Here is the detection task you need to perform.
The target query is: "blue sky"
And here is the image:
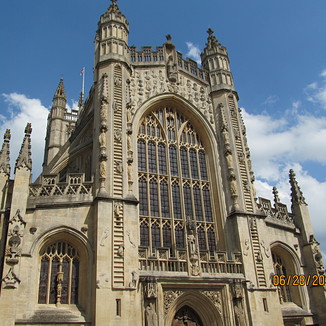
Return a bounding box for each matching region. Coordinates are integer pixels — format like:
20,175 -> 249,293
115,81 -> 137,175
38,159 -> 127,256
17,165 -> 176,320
1,0 -> 326,253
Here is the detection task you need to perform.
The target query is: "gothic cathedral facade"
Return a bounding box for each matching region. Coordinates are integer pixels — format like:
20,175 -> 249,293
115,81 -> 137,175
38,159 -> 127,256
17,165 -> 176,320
0,2 -> 325,326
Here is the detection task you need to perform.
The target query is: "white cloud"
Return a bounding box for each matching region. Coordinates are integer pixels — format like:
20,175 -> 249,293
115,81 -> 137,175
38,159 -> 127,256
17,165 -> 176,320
263,95 -> 279,106
186,42 -> 201,64
242,107 -> 326,253
242,109 -> 326,181
320,70 -> 326,78
1,93 -> 49,180
305,74 -> 326,109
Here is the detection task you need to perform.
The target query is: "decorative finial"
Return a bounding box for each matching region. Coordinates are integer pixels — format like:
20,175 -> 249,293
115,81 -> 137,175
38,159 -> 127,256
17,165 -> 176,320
206,27 -> 220,49
289,169 -> 307,205
0,129 -> 11,176
108,0 -> 120,13
207,28 -> 214,36
272,186 -> 280,205
15,123 -> 32,172
166,34 -> 172,41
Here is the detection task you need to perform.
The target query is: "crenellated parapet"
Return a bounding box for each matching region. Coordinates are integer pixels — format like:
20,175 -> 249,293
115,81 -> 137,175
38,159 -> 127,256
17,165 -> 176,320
29,173 -> 93,203
258,196 -> 294,227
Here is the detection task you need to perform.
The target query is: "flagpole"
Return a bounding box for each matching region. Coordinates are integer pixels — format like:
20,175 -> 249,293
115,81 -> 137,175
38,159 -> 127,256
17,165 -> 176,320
82,67 -> 85,97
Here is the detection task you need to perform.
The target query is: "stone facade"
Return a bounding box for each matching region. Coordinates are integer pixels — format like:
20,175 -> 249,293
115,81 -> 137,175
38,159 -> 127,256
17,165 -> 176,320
0,1 -> 325,325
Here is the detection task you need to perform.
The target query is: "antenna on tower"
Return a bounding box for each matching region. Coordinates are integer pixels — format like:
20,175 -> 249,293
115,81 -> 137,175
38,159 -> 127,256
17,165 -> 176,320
79,67 -> 85,109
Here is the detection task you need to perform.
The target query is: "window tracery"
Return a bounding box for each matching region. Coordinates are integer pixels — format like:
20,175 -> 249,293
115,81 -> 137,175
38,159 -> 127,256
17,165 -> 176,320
38,241 -> 79,305
272,252 -> 292,302
138,107 -> 216,256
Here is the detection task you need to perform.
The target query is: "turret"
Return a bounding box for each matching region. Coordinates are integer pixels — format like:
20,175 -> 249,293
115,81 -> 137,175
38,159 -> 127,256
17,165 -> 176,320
289,169 -> 312,243
94,0 -> 130,81
43,79 -> 68,167
201,29 -> 235,94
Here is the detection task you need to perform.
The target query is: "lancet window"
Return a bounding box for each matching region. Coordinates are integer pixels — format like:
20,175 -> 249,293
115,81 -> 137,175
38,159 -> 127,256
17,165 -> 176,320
272,252 -> 292,302
138,107 -> 216,256
38,241 -> 79,304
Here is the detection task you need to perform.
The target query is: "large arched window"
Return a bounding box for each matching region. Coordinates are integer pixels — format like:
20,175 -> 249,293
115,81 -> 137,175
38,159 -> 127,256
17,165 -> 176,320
138,107 -> 216,256
38,241 -> 79,304
271,246 -> 303,308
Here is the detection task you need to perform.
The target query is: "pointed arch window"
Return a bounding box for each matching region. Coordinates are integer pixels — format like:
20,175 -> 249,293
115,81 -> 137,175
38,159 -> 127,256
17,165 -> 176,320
138,107 -> 217,256
38,241 -> 79,304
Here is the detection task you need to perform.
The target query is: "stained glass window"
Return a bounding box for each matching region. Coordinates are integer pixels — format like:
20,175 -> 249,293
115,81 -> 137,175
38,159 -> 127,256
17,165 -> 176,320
138,108 -> 216,256
140,222 -> 149,247
38,241 -> 79,305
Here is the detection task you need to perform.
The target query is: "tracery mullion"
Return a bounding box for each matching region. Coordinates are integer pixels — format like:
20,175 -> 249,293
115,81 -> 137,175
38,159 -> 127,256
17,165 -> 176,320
46,257 -> 52,304
68,257 -> 72,304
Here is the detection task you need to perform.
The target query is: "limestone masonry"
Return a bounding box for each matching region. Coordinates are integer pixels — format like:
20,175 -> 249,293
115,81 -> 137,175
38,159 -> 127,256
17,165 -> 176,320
0,1 -> 325,325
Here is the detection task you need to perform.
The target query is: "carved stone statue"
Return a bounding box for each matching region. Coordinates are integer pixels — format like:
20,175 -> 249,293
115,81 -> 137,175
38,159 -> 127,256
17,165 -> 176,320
145,303 -> 158,326
187,231 -> 197,258
99,132 -> 106,148
167,55 -> 178,83
99,161 -> 106,178
230,178 -> 237,196
234,301 -> 246,326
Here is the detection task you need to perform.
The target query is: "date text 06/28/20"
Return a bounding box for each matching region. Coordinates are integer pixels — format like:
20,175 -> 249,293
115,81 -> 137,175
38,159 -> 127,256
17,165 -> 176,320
272,274 -> 325,287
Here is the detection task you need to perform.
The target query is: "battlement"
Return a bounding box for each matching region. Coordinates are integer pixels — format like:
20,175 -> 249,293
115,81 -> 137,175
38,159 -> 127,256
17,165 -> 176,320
130,46 -> 208,83
29,173 -> 93,202
258,197 -> 295,226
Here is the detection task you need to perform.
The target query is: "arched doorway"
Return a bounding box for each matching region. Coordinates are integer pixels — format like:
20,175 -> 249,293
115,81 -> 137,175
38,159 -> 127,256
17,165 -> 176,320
172,305 -> 203,326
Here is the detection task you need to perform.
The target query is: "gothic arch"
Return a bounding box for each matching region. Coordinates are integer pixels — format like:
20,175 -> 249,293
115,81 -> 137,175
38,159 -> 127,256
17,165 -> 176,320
30,226 -> 93,313
270,241 -> 305,307
165,291 -> 224,326
133,94 -> 228,252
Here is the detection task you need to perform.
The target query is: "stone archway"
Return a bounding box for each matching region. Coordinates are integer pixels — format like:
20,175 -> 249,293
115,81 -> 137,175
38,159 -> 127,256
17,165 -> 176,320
164,290 -> 223,326
171,305 -> 203,326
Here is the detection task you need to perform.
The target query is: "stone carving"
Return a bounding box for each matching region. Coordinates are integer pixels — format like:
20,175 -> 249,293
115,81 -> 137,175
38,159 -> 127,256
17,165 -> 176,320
56,271 -> 64,304
100,98 -> 109,127
115,160 -> 123,173
144,277 -> 158,298
114,202 -> 123,217
145,302 -> 158,326
310,235 -> 325,274
232,282 -> 247,326
16,123 -> 32,171
114,129 -> 122,142
232,281 -> 243,299
234,301 -> 247,326
126,230 -> 136,248
243,239 -> 250,256
6,209 -> 26,265
187,230 -> 197,258
190,259 -> 200,276
0,129 -> 11,176
129,270 -> 138,288
81,226 -> 88,234
117,244 -> 124,257
1,267 -> 20,289
112,101 -> 118,112
99,132 -> 106,149
114,76 -> 122,87
99,227 -> 110,247
99,161 -> 106,178
201,291 -> 222,315
130,67 -> 214,128
289,169 -> 307,205
260,240 -> 271,258
163,290 -> 183,315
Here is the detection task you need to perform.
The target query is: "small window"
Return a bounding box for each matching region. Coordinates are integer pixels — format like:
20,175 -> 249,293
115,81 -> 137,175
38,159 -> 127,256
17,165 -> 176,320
38,241 -> 79,304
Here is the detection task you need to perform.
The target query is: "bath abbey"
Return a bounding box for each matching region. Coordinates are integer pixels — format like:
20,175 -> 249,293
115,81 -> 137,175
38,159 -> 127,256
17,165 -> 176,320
0,1 -> 325,325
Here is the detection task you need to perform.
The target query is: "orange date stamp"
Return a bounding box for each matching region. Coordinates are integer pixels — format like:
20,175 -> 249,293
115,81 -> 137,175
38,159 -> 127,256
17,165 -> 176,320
272,274 -> 325,287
